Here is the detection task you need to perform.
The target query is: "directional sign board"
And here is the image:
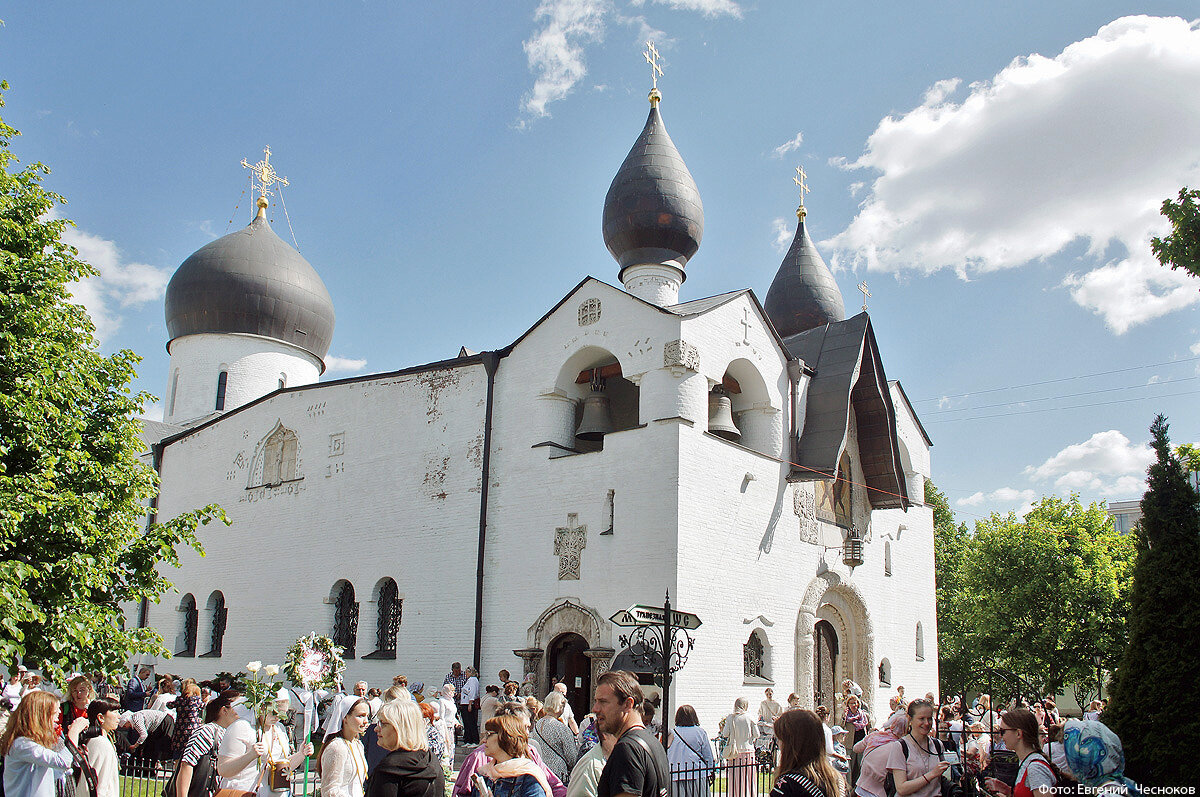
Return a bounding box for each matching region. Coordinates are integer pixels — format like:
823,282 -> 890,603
609,604 -> 702,630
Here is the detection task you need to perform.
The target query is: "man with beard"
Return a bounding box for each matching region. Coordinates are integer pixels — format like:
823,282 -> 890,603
592,671 -> 668,797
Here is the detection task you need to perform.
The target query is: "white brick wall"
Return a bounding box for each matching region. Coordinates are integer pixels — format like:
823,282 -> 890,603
139,278 -> 939,732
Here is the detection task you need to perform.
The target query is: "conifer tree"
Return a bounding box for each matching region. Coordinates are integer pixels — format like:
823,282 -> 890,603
1105,415 -> 1200,785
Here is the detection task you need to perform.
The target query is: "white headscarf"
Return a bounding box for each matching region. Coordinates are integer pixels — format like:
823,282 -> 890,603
322,694 -> 362,740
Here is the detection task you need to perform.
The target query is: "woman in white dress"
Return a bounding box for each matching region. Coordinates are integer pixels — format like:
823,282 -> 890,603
719,698 -> 759,797
433,686 -> 460,760
257,694 -> 313,797
77,698 -> 121,797
319,696 -> 371,797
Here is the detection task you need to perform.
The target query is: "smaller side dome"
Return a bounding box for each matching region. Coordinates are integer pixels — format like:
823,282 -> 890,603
602,104 -> 704,278
764,211 -> 845,337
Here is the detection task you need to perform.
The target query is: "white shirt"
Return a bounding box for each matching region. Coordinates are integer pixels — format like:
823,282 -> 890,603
460,676 -> 479,704
559,697 -> 575,727
79,734 -> 119,797
218,719 -> 260,791
2,737 -> 73,797
258,724 -> 293,797
720,712 -> 759,756
320,738 -> 365,797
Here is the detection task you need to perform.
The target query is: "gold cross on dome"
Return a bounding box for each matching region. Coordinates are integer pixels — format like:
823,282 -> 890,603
794,165 -> 810,205
644,40 -> 663,90
241,146 -> 289,202
858,280 -> 871,312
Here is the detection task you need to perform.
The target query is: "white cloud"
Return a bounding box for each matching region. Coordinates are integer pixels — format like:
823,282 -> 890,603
630,0 -> 742,18
955,487 -> 1036,512
825,15 -> 1200,332
1024,429 -> 1152,497
519,0 -> 740,123
325,355 -> 369,375
138,402 -> 164,423
62,223 -> 172,342
771,132 -> 803,158
771,217 -> 793,252
1191,340 -> 1200,356
520,0 -> 611,123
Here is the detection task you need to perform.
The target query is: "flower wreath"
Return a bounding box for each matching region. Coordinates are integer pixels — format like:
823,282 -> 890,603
284,633 -> 346,691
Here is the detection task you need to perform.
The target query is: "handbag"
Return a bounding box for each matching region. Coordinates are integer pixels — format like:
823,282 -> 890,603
267,761 -> 290,792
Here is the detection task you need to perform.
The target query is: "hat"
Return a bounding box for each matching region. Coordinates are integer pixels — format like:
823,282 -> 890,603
322,694 -> 361,738
830,726 -> 846,735
17,665 -> 27,672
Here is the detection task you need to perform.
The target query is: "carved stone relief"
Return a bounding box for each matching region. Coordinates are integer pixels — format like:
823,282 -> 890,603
554,514 -> 587,580
663,340 -> 700,372
246,421 -> 302,489
578,299 -> 602,326
329,432 -> 345,457
793,486 -> 820,545
794,573 -> 875,714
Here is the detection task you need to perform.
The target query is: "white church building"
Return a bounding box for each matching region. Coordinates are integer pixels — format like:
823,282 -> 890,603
133,87 -> 939,727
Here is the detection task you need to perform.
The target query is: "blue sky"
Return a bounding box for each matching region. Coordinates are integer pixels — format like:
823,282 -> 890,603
3,2 -> 1199,524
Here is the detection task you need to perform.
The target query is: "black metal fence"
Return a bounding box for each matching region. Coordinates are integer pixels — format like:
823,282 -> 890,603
667,737 -> 779,797
115,757 -> 317,797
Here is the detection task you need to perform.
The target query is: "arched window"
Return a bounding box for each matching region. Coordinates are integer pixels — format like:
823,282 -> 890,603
215,371 -> 228,411
916,622 -> 925,661
332,580 -> 359,659
168,369 -> 180,417
201,591 -> 226,658
743,631 -> 766,679
279,373 -> 287,390
884,541 -> 893,576
364,578 -> 402,659
878,657 -> 891,687
177,593 -> 198,657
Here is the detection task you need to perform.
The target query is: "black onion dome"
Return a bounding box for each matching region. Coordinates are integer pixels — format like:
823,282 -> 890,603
603,104 -> 704,278
165,209 -> 335,362
764,215 -> 845,337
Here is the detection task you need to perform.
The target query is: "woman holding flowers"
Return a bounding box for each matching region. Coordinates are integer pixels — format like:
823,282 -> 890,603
256,690 -> 312,797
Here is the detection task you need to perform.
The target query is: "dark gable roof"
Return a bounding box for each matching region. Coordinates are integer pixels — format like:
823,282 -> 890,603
783,312 -> 909,511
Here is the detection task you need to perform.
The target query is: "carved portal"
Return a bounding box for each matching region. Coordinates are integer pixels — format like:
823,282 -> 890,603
795,573 -> 874,717
522,599 -> 608,700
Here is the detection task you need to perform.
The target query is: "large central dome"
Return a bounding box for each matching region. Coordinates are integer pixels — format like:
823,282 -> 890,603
165,203 -> 335,362
602,102 -> 704,278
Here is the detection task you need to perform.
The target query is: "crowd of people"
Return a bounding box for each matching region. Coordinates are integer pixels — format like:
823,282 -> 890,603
1,664 -> 1146,797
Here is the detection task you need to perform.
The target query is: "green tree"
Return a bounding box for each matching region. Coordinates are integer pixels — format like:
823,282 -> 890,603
1173,442 -> 1200,474
956,496 -> 1135,695
1152,187 -> 1200,279
0,82 -> 224,683
926,479 -> 972,697
1106,416 -> 1200,785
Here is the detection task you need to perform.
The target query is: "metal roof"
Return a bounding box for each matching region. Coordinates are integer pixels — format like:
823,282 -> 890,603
603,104 -> 704,278
764,217 -> 846,338
783,313 -> 909,510
165,214 -> 335,362
668,289 -> 746,316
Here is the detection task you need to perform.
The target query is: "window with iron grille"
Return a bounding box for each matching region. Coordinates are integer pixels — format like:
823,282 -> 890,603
364,578 -> 402,659
333,580 -> 360,659
743,632 -> 765,679
201,591 -> 226,658
178,594 -> 198,657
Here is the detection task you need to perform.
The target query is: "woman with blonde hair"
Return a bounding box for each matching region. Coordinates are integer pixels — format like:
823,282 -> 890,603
367,700 -> 442,797
477,714 -> 550,797
770,709 -> 843,797
60,677 -> 96,738
530,693 -> 576,786
719,698 -> 759,797
2,690 -> 90,797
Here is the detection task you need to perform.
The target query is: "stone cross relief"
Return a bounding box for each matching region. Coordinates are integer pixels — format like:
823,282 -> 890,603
554,513 -> 587,580
740,308 -> 753,345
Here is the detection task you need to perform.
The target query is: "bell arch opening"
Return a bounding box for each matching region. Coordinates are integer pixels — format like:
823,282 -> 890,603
548,346 -> 640,453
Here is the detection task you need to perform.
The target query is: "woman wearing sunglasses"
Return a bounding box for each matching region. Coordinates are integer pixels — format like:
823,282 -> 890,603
983,709 -> 1053,797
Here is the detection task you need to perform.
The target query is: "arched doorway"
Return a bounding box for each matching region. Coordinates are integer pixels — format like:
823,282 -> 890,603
548,633 -> 590,721
813,620 -> 838,709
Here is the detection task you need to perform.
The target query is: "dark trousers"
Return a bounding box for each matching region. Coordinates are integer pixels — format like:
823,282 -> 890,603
460,703 -> 479,744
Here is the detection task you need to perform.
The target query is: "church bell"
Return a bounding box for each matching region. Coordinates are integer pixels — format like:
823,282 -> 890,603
575,377 -> 616,442
708,385 -> 740,441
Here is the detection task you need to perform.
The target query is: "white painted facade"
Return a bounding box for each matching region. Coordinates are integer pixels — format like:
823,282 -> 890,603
142,272 -> 938,729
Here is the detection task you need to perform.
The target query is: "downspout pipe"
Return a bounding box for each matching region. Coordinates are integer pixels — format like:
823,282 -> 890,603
139,442 -> 165,629
472,351 -> 501,672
